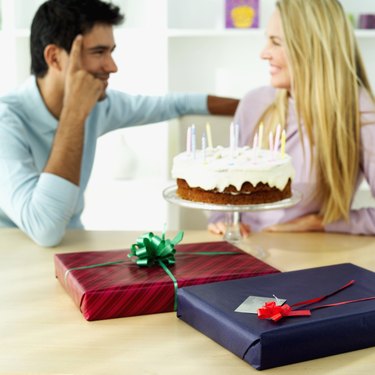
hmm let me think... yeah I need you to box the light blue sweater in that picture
[0,77,208,246]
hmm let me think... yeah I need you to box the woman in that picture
[209,0,375,236]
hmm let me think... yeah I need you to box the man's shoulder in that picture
[0,94,22,121]
[0,78,34,110]
[0,78,39,124]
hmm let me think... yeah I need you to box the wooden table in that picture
[1,228,375,374]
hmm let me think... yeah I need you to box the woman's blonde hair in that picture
[258,0,373,224]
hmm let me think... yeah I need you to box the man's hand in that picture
[207,95,239,116]
[264,214,324,232]
[63,35,103,120]
[208,221,251,237]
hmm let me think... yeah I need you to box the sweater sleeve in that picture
[99,91,209,134]
[325,90,375,235]
[0,113,79,247]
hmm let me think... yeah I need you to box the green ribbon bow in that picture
[128,230,184,310]
[128,230,184,267]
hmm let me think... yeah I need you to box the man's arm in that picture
[44,35,103,185]
[0,118,80,247]
[0,37,98,248]
[207,95,239,116]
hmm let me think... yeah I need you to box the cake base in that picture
[176,178,292,205]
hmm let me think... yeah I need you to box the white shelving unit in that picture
[1,0,375,231]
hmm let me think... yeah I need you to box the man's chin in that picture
[98,91,107,101]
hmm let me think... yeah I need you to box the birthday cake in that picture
[171,146,295,205]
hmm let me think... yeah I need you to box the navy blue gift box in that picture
[177,263,375,370]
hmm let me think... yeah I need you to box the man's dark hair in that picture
[30,0,124,77]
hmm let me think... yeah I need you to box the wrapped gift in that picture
[55,236,279,321]
[177,263,375,370]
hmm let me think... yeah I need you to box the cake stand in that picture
[163,185,302,243]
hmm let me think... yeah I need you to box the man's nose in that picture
[105,54,118,73]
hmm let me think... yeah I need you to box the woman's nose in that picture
[260,45,271,60]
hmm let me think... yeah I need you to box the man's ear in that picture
[43,44,66,72]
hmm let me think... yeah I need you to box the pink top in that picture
[209,86,375,234]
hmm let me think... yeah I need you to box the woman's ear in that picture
[43,44,66,72]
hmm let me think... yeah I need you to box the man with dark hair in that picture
[30,0,125,78]
[0,0,238,246]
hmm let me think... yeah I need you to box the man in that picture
[0,0,239,247]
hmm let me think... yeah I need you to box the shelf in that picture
[355,29,375,38]
[168,28,264,38]
[167,28,375,39]
[4,27,375,40]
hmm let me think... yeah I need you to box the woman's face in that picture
[260,10,291,90]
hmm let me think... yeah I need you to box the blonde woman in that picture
[209,0,375,236]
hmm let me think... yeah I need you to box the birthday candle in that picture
[229,122,235,157]
[258,123,264,149]
[252,132,258,149]
[281,129,286,158]
[186,126,192,153]
[191,124,196,158]
[252,133,258,161]
[269,131,274,157]
[201,131,207,161]
[234,123,239,149]
[206,122,213,148]
[274,123,281,152]
[229,122,234,148]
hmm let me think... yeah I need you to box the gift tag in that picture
[235,295,286,314]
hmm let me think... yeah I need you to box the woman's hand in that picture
[207,222,251,237]
[264,214,324,232]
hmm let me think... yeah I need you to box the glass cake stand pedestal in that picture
[163,185,302,243]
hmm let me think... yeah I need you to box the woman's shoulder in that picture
[241,86,277,103]
[235,87,277,135]
[359,87,375,111]
[237,86,277,116]
[359,87,375,128]
[238,86,278,115]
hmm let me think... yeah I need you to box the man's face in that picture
[73,24,118,100]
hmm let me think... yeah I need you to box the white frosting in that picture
[172,146,295,192]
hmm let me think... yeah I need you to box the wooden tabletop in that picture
[1,228,375,375]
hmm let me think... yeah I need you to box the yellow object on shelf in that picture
[225,0,259,29]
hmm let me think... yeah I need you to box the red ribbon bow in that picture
[258,301,311,322]
[257,280,375,323]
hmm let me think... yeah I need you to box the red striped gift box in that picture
[54,241,279,321]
